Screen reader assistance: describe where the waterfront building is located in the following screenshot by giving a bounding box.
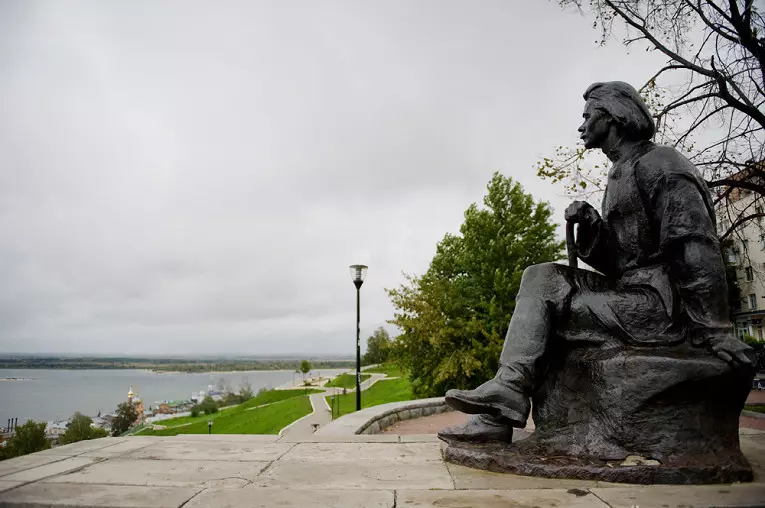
[154,400,194,415]
[45,420,68,439]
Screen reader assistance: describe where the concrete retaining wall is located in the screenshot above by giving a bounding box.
[358,398,451,434]
[315,397,451,436]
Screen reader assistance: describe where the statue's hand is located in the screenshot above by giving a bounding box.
[564,201,600,228]
[708,336,754,367]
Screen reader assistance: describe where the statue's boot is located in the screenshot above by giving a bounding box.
[437,414,512,443]
[445,379,529,428]
[445,296,550,429]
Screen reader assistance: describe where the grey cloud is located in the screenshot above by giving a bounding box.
[0,0,669,355]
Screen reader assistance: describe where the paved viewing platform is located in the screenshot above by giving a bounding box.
[0,427,763,507]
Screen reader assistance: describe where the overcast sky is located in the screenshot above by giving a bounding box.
[0,0,668,356]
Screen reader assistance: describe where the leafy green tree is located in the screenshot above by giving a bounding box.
[299,360,312,383]
[238,379,254,401]
[3,420,50,458]
[200,395,218,415]
[363,327,392,365]
[223,392,240,406]
[387,172,564,398]
[111,402,139,437]
[59,412,108,445]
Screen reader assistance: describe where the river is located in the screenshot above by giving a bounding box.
[0,368,348,425]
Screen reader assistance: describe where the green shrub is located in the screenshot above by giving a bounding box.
[1,420,50,460]
[742,334,760,345]
[190,406,200,418]
[200,396,218,415]
[59,413,108,445]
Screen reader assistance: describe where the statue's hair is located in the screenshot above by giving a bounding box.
[583,81,655,140]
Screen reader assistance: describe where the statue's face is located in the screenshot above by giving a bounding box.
[578,101,611,149]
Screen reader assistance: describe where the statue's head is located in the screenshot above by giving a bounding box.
[579,81,655,149]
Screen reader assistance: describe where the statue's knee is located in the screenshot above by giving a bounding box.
[521,263,562,286]
[520,263,569,301]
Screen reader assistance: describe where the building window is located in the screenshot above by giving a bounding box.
[746,266,754,281]
[743,239,750,252]
[760,234,765,250]
[749,294,757,310]
[758,328,763,340]
[757,206,763,225]
[719,218,731,234]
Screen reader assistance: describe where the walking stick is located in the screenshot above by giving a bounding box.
[566,220,578,269]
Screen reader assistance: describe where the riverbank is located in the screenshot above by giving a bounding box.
[0,368,348,426]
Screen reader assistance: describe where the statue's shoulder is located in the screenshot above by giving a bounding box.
[635,143,702,187]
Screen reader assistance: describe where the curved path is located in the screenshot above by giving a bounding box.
[278,373,387,438]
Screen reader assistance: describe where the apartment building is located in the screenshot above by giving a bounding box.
[718,186,765,342]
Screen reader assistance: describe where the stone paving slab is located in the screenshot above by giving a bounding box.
[0,481,24,493]
[0,454,73,478]
[79,438,156,458]
[446,463,599,490]
[280,442,441,463]
[591,484,765,507]
[398,434,441,442]
[1,457,98,483]
[186,487,394,507]
[123,439,293,462]
[253,461,454,490]
[43,458,271,488]
[742,436,765,470]
[29,438,129,458]
[398,488,611,507]
[0,483,202,507]
[0,432,763,507]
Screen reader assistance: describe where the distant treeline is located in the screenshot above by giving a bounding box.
[0,357,356,372]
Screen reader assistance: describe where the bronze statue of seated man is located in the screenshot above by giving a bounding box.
[439,81,755,453]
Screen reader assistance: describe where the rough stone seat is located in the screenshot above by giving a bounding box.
[444,343,757,484]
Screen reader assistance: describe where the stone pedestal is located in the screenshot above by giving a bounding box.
[443,344,756,484]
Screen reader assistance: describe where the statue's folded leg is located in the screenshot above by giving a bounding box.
[444,295,550,429]
[440,263,588,442]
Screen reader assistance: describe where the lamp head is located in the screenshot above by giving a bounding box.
[349,264,368,289]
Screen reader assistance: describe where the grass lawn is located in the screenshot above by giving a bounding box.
[140,395,314,436]
[326,376,414,418]
[745,404,765,414]
[137,388,320,430]
[325,373,371,388]
[363,363,404,377]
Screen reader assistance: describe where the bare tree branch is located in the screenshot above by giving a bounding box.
[605,0,716,76]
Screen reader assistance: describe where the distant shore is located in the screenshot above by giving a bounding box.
[0,357,356,373]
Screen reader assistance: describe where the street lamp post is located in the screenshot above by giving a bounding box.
[349,264,368,411]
